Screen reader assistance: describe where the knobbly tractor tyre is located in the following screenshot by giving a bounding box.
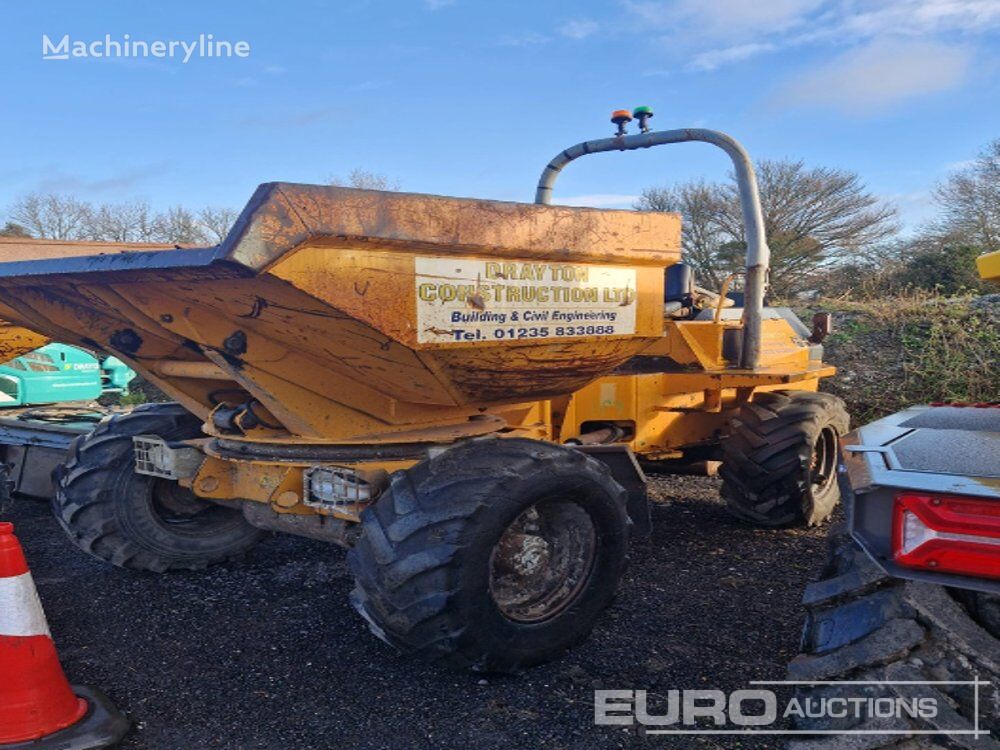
[53,402,263,572]
[0,462,11,514]
[787,529,999,746]
[347,437,630,673]
[720,390,849,528]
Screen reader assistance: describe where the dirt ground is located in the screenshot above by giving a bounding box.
[7,475,835,749]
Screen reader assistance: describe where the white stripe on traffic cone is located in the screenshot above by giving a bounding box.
[0,571,51,637]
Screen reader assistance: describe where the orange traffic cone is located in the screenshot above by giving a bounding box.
[0,522,128,749]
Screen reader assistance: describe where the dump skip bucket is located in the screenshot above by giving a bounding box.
[0,186,681,441]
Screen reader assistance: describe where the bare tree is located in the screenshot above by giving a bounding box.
[931,139,1000,253]
[83,200,159,243]
[635,182,730,288]
[4,192,241,247]
[637,160,898,295]
[8,193,91,240]
[197,207,239,243]
[329,168,400,191]
[154,206,209,245]
[717,161,898,294]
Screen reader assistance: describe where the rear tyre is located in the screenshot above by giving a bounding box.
[787,529,999,747]
[53,402,263,572]
[720,390,849,527]
[347,437,630,673]
[0,461,11,513]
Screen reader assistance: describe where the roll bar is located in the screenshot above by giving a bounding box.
[534,128,770,371]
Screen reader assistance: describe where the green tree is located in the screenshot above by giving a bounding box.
[889,240,990,295]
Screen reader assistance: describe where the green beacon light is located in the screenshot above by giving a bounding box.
[633,106,654,133]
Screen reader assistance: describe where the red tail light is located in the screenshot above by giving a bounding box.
[893,493,1000,580]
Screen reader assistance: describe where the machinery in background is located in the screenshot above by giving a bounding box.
[0,342,135,407]
[788,248,999,743]
[0,326,137,501]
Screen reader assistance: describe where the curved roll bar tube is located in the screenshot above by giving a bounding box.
[534,128,770,371]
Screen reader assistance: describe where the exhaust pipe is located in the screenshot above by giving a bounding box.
[534,127,770,370]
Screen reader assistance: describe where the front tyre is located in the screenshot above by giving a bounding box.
[721,390,849,528]
[347,437,630,673]
[53,403,263,572]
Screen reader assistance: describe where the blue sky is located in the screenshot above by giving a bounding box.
[1,0,998,231]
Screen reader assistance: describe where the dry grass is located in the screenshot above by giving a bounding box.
[798,292,1000,424]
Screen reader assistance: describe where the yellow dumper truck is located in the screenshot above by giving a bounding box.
[0,121,846,671]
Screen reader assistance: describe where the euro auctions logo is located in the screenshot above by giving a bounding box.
[594,680,991,738]
[42,34,251,63]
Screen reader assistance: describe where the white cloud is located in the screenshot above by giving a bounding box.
[624,0,823,35]
[776,38,972,114]
[672,0,825,36]
[556,194,640,208]
[688,42,776,71]
[629,0,1000,40]
[620,1,671,29]
[624,0,999,80]
[559,19,600,40]
[833,0,1000,38]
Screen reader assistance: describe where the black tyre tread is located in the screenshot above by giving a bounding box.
[0,461,12,515]
[787,529,1000,749]
[53,402,262,572]
[721,390,849,528]
[347,437,629,673]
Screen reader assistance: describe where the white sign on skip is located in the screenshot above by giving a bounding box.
[415,256,637,344]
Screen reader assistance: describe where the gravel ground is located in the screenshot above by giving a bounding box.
[7,476,835,749]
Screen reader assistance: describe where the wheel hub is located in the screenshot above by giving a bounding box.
[495,532,551,577]
[151,479,216,525]
[488,499,597,624]
[810,426,838,492]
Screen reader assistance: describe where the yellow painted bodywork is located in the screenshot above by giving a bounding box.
[978,249,1000,283]
[0,236,188,366]
[0,321,48,364]
[0,185,835,521]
